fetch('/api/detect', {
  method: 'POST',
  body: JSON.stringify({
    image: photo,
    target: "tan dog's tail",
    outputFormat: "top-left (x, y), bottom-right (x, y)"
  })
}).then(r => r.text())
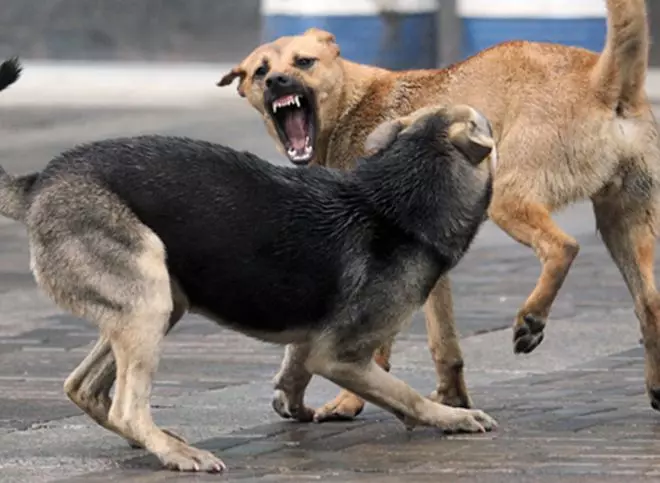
top-left (592, 0), bottom-right (649, 113)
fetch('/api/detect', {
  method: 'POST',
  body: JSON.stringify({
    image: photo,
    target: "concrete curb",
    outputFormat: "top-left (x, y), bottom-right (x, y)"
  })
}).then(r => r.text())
top-left (3, 61), bottom-right (660, 108)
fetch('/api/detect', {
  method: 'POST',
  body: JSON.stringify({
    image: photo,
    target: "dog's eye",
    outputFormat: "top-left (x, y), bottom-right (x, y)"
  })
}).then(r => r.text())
top-left (254, 65), bottom-right (269, 79)
top-left (294, 57), bottom-right (316, 69)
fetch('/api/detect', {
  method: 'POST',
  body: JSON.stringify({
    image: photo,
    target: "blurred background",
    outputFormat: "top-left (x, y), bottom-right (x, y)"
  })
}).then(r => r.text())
top-left (0, 0), bottom-right (659, 67)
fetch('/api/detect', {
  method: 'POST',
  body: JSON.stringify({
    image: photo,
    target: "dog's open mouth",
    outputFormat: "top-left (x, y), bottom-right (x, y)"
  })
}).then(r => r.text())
top-left (269, 93), bottom-right (316, 165)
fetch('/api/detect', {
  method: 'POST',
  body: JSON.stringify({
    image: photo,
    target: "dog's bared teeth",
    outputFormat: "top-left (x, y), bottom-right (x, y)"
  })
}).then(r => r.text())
top-left (294, 96), bottom-right (301, 108)
top-left (273, 103), bottom-right (278, 113)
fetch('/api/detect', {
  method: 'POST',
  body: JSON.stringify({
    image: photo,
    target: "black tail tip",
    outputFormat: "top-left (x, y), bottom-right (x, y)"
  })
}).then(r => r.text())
top-left (0, 56), bottom-right (22, 92)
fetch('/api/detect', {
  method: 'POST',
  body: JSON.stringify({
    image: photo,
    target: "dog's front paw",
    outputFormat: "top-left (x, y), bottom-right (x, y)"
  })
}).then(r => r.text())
top-left (442, 407), bottom-right (498, 434)
top-left (513, 313), bottom-right (546, 354)
top-left (157, 440), bottom-right (225, 473)
top-left (272, 389), bottom-right (314, 422)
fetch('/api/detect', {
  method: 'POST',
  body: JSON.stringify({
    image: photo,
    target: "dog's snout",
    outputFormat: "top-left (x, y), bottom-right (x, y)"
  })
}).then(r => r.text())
top-left (265, 73), bottom-right (293, 89)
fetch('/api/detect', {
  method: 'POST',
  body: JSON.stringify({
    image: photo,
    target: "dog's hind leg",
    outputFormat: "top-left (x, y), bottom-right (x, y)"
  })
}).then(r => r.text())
top-left (101, 234), bottom-right (222, 472)
top-left (64, 282), bottom-right (189, 449)
top-left (271, 343), bottom-right (315, 422)
top-left (29, 186), bottom-right (223, 472)
top-left (307, 352), bottom-right (497, 433)
top-left (64, 335), bottom-right (118, 432)
top-left (312, 337), bottom-right (394, 422)
top-left (424, 275), bottom-right (472, 408)
top-left (592, 177), bottom-right (660, 411)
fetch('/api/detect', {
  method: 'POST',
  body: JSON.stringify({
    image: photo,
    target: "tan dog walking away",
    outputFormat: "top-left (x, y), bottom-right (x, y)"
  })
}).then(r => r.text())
top-left (219, 0), bottom-right (660, 422)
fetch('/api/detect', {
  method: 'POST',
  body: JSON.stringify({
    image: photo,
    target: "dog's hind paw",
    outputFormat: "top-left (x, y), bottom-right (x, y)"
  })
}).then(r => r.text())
top-left (272, 389), bottom-right (314, 422)
top-left (513, 313), bottom-right (546, 354)
top-left (313, 391), bottom-right (365, 422)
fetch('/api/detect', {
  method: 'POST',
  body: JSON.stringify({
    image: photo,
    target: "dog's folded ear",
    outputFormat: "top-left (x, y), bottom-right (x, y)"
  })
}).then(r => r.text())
top-left (304, 28), bottom-right (341, 57)
top-left (364, 119), bottom-right (405, 154)
top-left (217, 66), bottom-right (247, 97)
top-left (446, 105), bottom-right (495, 166)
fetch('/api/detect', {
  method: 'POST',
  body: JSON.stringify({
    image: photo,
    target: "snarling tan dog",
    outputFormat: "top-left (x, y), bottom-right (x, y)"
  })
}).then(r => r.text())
top-left (219, 0), bottom-right (660, 422)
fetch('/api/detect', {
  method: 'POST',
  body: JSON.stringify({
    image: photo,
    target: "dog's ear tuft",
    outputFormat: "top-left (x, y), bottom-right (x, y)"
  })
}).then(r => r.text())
top-left (364, 119), bottom-right (405, 153)
top-left (217, 66), bottom-right (247, 97)
top-left (304, 28), bottom-right (340, 57)
top-left (446, 105), bottom-right (494, 166)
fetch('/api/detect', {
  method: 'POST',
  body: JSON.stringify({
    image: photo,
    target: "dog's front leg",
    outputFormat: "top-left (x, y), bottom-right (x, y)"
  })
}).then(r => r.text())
top-left (423, 275), bottom-right (473, 408)
top-left (271, 343), bottom-right (314, 422)
top-left (310, 356), bottom-right (497, 434)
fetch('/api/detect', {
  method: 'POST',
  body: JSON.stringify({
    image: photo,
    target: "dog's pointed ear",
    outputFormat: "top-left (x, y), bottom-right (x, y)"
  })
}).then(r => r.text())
top-left (446, 105), bottom-right (495, 166)
top-left (304, 28), bottom-right (340, 57)
top-left (217, 66), bottom-right (247, 97)
top-left (364, 119), bottom-right (405, 153)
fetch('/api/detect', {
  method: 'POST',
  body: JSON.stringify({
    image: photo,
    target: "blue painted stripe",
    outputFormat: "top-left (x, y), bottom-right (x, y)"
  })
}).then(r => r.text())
top-left (461, 18), bottom-right (607, 59)
top-left (262, 14), bottom-right (437, 70)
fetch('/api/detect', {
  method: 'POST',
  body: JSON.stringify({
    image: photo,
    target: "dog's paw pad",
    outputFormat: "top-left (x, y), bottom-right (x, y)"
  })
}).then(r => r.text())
top-left (513, 314), bottom-right (546, 354)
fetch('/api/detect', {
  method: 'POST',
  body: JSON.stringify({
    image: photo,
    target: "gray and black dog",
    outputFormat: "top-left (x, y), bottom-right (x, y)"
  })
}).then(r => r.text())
top-left (0, 59), bottom-right (498, 473)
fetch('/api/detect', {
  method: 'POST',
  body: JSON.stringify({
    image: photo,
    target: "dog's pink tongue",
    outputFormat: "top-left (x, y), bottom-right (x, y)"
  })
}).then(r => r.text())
top-left (284, 110), bottom-right (307, 151)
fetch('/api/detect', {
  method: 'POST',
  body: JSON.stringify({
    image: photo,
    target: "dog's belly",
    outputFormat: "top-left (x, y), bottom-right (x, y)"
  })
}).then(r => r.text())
top-left (190, 305), bottom-right (315, 344)
top-left (171, 257), bottom-right (342, 335)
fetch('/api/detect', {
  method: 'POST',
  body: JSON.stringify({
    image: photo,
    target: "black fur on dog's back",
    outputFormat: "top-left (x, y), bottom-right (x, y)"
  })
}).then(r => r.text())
top-left (3, 111), bottom-right (493, 336)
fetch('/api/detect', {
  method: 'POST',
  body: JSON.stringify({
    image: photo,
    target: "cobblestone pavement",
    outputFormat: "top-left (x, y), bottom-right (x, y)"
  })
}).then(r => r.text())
top-left (1, 102), bottom-right (660, 482)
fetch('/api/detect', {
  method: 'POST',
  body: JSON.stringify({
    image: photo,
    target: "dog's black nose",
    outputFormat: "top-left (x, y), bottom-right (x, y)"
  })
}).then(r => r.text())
top-left (265, 73), bottom-right (293, 89)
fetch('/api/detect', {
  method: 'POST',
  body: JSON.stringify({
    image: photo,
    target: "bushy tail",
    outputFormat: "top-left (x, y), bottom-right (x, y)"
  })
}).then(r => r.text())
top-left (0, 57), bottom-right (36, 222)
top-left (591, 0), bottom-right (649, 113)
